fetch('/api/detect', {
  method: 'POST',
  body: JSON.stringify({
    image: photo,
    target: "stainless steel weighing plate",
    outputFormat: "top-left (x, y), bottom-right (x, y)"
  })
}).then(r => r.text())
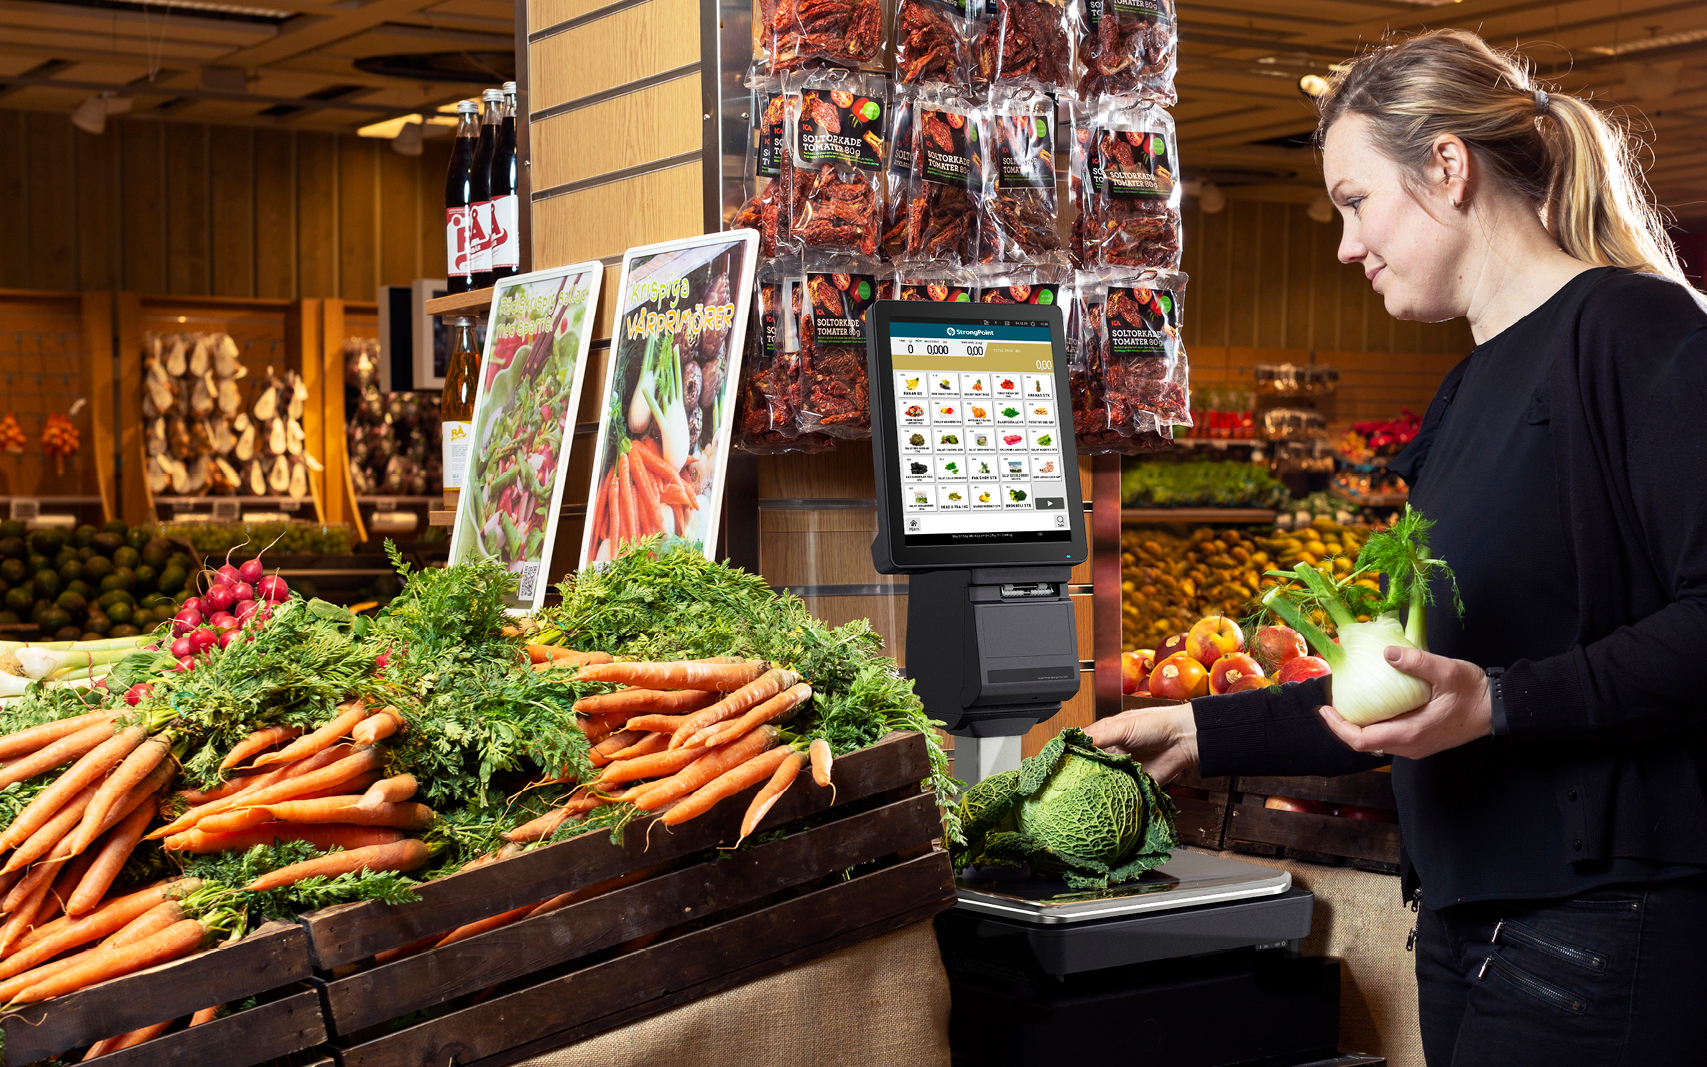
top-left (953, 848), bottom-right (1292, 924)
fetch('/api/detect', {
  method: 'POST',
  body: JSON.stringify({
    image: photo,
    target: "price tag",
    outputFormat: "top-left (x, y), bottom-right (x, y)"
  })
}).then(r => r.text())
top-left (8, 499), bottom-right (39, 522)
top-left (373, 498), bottom-right (398, 512)
top-left (212, 499), bottom-right (240, 522)
top-left (370, 511), bottom-right (418, 533)
top-left (278, 499), bottom-right (301, 513)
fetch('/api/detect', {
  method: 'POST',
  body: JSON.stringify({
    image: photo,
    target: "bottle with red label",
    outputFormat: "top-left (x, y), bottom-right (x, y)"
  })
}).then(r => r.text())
top-left (470, 88), bottom-right (503, 290)
top-left (487, 81), bottom-right (520, 285)
top-left (444, 100), bottom-right (480, 294)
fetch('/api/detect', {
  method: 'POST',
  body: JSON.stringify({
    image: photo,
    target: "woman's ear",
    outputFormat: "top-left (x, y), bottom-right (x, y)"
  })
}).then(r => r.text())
top-left (1433, 134), bottom-right (1472, 210)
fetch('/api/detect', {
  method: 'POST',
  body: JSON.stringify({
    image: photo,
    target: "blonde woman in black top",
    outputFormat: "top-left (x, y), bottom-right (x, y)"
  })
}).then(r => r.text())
top-left (1089, 29), bottom-right (1707, 1066)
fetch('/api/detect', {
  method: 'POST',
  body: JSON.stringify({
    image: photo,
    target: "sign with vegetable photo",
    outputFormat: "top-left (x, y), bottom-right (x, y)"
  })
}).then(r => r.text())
top-left (579, 230), bottom-right (759, 569)
top-left (447, 260), bottom-right (603, 612)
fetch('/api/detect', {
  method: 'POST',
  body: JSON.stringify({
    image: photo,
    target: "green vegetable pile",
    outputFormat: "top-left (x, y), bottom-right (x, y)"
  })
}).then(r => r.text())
top-left (1121, 459), bottom-right (1287, 510)
top-left (952, 728), bottom-right (1176, 889)
top-left (160, 521), bottom-right (354, 557)
top-left (0, 520), bottom-right (193, 638)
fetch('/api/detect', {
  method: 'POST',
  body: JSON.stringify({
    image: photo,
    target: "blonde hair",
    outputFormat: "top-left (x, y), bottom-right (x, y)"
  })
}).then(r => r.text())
top-left (1316, 29), bottom-right (1691, 289)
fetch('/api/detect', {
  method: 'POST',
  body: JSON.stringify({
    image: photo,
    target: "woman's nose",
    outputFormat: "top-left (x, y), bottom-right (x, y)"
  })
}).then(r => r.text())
top-left (1338, 225), bottom-right (1365, 265)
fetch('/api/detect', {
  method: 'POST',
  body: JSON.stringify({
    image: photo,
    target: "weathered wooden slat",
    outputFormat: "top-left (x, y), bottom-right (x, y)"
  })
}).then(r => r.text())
top-left (76, 988), bottom-right (326, 1067)
top-left (1171, 792), bottom-right (1232, 850)
top-left (336, 850), bottom-right (957, 1067)
top-left (1, 922), bottom-right (313, 1066)
top-left (1235, 771), bottom-right (1396, 810)
top-left (1226, 801), bottom-right (1402, 866)
top-left (324, 790), bottom-right (941, 1033)
top-left (301, 730), bottom-right (930, 969)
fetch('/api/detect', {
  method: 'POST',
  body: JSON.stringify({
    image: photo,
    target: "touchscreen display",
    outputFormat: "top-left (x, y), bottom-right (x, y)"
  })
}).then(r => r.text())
top-left (888, 320), bottom-right (1071, 547)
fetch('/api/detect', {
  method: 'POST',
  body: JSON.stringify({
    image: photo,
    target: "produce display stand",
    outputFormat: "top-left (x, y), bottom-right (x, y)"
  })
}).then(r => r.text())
top-left (294, 731), bottom-right (951, 1066)
top-left (1225, 772), bottom-right (1401, 874)
top-left (318, 300), bottom-right (378, 536)
top-left (1121, 508), bottom-right (1278, 524)
top-left (0, 289), bottom-right (118, 523)
top-left (0, 921), bottom-right (322, 1067)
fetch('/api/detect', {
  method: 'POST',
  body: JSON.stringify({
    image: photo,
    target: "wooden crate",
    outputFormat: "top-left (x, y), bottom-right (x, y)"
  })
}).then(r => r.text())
top-left (1225, 771), bottom-right (1401, 874)
top-left (1165, 769), bottom-right (1232, 850)
top-left (296, 731), bottom-right (952, 1066)
top-left (1, 921), bottom-right (321, 1066)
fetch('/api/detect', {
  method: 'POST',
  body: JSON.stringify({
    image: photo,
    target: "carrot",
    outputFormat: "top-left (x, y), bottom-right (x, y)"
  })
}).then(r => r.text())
top-left (572, 659), bottom-right (769, 692)
top-left (0, 864), bottom-right (60, 955)
top-left (609, 732), bottom-right (670, 761)
top-left (147, 745), bottom-right (378, 840)
top-left (0, 897), bottom-right (186, 1004)
top-left (165, 823), bottom-right (406, 855)
top-left (199, 771), bottom-right (380, 828)
top-left (696, 682), bottom-right (813, 749)
top-left (739, 750), bottom-right (806, 841)
top-left (175, 777), bottom-right (254, 806)
top-left (4, 780), bottom-right (103, 875)
top-left (632, 726), bottom-right (782, 813)
top-left (499, 807), bottom-right (573, 844)
top-left (659, 482), bottom-right (694, 508)
top-left (66, 799), bottom-right (157, 917)
top-left (219, 725), bottom-right (303, 771)
top-left (97, 1018), bottom-right (176, 1055)
top-left (253, 702), bottom-right (371, 767)
top-left (67, 735), bottom-right (170, 856)
top-left (181, 806), bottom-right (272, 835)
top-left (593, 744), bottom-right (705, 788)
top-left (622, 713), bottom-right (692, 733)
top-left (6, 879), bottom-right (197, 966)
top-left (190, 1005), bottom-right (222, 1026)
top-left (0, 724), bottom-right (145, 850)
top-left (351, 707), bottom-right (404, 745)
top-left (619, 453), bottom-right (641, 542)
top-left (590, 470), bottom-right (611, 546)
top-left (593, 730), bottom-right (642, 758)
top-left (242, 839), bottom-right (430, 892)
top-left (432, 902), bottom-right (536, 949)
top-left (573, 688), bottom-right (721, 718)
top-left (632, 440), bottom-right (696, 508)
top-left (668, 669), bottom-right (800, 748)
top-left (237, 798), bottom-right (435, 832)
top-left (604, 465), bottom-right (622, 549)
top-left (357, 774), bottom-right (418, 811)
top-left (532, 650), bottom-right (615, 672)
top-left (0, 720), bottom-right (124, 794)
top-left (631, 448), bottom-right (662, 533)
top-left (13, 918), bottom-right (210, 1004)
top-left (663, 746), bottom-right (795, 827)
top-left (0, 710), bottom-right (115, 761)
top-left (809, 737), bottom-right (835, 796)
top-left (45, 842), bottom-right (99, 917)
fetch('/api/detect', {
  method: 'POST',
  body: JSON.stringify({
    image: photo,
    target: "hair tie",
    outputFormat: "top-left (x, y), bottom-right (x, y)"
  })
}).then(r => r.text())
top-left (1534, 89), bottom-right (1550, 116)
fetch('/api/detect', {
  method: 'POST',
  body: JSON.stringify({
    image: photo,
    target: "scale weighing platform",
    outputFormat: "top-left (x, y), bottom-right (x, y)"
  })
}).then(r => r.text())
top-left (937, 851), bottom-right (1356, 1067)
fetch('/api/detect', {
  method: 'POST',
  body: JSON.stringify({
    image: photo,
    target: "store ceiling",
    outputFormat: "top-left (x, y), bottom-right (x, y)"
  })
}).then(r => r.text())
top-left (1174, 0), bottom-right (1707, 217)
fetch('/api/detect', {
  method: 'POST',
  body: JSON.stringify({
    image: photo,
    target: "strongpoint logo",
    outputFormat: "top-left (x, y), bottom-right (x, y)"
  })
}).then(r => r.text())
top-left (946, 327), bottom-right (955, 336)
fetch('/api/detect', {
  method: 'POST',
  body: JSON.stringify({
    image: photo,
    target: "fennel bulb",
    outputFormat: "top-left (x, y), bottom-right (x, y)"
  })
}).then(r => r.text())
top-left (1327, 614), bottom-right (1433, 725)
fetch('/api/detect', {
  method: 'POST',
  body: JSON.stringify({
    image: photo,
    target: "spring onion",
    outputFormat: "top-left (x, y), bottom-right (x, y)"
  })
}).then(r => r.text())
top-left (1259, 506), bottom-right (1461, 726)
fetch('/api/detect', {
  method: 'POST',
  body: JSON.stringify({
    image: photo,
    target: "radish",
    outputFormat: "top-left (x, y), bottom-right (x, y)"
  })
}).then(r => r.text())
top-left (173, 657), bottom-right (196, 673)
top-left (235, 599), bottom-right (268, 623)
top-left (188, 628), bottom-right (217, 654)
top-left (238, 558), bottom-right (265, 585)
top-left (231, 581), bottom-right (255, 603)
top-left (170, 637), bottom-right (195, 659)
top-left (204, 585), bottom-right (236, 613)
top-left (181, 597), bottom-right (206, 618)
top-left (216, 564), bottom-right (242, 586)
top-left (256, 576), bottom-right (290, 603)
top-left (172, 609), bottom-right (204, 637)
top-left (217, 631), bottom-right (238, 650)
top-left (124, 683), bottom-right (153, 706)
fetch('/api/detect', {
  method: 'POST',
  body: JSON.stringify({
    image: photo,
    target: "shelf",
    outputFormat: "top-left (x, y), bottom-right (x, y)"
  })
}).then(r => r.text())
top-left (1328, 486), bottom-right (1408, 508)
top-left (423, 288), bottom-right (494, 317)
top-left (1171, 438), bottom-right (1262, 449)
top-left (355, 496), bottom-right (440, 505)
top-left (1121, 508), bottom-right (1277, 524)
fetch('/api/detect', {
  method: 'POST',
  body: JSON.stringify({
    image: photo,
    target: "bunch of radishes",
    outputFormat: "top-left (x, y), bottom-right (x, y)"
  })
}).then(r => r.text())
top-left (162, 554), bottom-right (290, 674)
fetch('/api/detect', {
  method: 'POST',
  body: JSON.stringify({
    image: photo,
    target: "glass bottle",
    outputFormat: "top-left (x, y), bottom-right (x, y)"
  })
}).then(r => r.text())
top-left (441, 316), bottom-right (481, 507)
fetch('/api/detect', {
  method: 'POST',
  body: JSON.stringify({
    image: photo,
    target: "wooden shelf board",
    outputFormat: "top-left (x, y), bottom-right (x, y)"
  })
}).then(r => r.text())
top-left (1120, 508), bottom-right (1276, 524)
top-left (423, 288), bottom-right (494, 317)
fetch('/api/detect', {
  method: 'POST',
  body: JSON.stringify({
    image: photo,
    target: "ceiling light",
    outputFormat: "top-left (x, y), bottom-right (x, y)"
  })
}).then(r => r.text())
top-left (1307, 192), bottom-right (1335, 224)
top-left (1590, 26), bottom-right (1707, 57)
top-left (1200, 183), bottom-right (1227, 215)
top-left (71, 93), bottom-right (130, 135)
top-left (1299, 74), bottom-right (1330, 97)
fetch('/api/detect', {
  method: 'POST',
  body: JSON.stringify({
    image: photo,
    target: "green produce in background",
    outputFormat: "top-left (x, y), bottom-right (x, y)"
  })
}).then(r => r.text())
top-left (1121, 459), bottom-right (1288, 510)
top-left (160, 521), bottom-right (353, 557)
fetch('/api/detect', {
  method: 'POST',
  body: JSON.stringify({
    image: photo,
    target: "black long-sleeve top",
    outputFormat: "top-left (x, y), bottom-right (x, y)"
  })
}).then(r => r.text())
top-left (1193, 268), bottom-right (1707, 905)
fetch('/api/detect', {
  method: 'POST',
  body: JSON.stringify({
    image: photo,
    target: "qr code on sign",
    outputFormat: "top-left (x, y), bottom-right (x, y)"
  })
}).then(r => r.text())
top-left (517, 561), bottom-right (542, 601)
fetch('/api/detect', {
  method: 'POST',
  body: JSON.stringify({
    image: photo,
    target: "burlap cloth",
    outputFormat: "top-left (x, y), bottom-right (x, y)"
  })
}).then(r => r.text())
top-left (512, 921), bottom-right (952, 1067)
top-left (1211, 851), bottom-right (1423, 1067)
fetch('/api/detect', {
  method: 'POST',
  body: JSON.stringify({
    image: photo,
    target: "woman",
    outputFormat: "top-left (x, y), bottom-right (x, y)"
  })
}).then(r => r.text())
top-left (1087, 29), bottom-right (1707, 1066)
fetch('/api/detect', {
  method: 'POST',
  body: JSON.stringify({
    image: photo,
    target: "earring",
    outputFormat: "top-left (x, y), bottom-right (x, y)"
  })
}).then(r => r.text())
top-left (1450, 198), bottom-right (1460, 208)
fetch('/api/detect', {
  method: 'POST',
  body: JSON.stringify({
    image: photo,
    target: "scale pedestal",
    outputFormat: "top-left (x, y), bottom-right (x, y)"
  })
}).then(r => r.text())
top-left (937, 850), bottom-right (1364, 1067)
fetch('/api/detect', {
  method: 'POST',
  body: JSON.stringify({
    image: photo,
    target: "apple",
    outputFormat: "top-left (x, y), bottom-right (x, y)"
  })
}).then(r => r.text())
top-left (1149, 652), bottom-right (1209, 701)
top-left (1122, 649), bottom-right (1156, 695)
top-left (1158, 632), bottom-right (1190, 661)
top-left (1209, 653), bottom-right (1264, 695)
top-left (1339, 804), bottom-right (1399, 823)
top-left (1276, 655), bottom-right (1333, 685)
top-left (1264, 795), bottom-right (1325, 815)
top-left (1186, 616), bottom-right (1244, 667)
top-left (1134, 675), bottom-right (1151, 696)
top-left (1252, 625), bottom-right (1309, 672)
top-left (1166, 785), bottom-right (1209, 802)
top-left (1225, 673), bottom-right (1279, 693)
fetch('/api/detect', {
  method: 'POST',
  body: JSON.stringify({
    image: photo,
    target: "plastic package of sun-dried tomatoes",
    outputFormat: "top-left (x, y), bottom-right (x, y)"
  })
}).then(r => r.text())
top-left (1077, 0), bottom-right (1178, 103)
top-left (731, 75), bottom-right (810, 257)
top-left (1067, 270), bottom-right (1177, 453)
top-left (735, 258), bottom-right (834, 454)
top-left (902, 85), bottom-right (987, 265)
top-left (759, 0), bottom-right (885, 72)
top-left (975, 257), bottom-right (1071, 306)
top-left (1086, 266), bottom-right (1191, 439)
top-left (880, 86), bottom-right (917, 262)
top-left (784, 68), bottom-right (888, 257)
top-left (895, 0), bottom-right (976, 87)
top-left (793, 250), bottom-right (891, 438)
top-left (980, 84), bottom-right (1064, 266)
top-left (895, 260), bottom-right (979, 301)
top-left (973, 0), bottom-right (1077, 91)
top-left (1065, 98), bottom-right (1096, 269)
top-left (1088, 94), bottom-right (1181, 269)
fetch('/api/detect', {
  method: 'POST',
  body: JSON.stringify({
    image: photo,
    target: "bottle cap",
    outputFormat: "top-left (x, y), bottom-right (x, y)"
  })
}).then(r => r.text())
top-left (457, 100), bottom-right (478, 113)
top-left (483, 88), bottom-right (504, 101)
top-left (502, 81), bottom-right (517, 94)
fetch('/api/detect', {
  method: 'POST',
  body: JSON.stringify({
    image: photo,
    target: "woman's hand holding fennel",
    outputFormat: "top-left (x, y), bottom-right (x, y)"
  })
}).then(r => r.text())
top-left (1083, 703), bottom-right (1199, 783)
top-left (1319, 646), bottom-right (1493, 759)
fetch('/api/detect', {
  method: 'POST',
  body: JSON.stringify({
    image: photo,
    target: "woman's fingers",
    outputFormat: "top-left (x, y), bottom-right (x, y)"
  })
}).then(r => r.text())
top-left (1083, 704), bottom-right (1199, 782)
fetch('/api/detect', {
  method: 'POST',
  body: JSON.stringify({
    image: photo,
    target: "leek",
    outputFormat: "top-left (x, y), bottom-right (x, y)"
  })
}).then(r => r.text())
top-left (1259, 506), bottom-right (1461, 726)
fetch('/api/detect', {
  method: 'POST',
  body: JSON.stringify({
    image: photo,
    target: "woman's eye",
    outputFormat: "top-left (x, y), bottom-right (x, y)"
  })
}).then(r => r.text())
top-left (1344, 197), bottom-right (1364, 215)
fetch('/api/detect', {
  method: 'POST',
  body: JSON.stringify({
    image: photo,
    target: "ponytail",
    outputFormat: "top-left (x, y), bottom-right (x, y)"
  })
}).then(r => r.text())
top-left (1316, 29), bottom-right (1694, 291)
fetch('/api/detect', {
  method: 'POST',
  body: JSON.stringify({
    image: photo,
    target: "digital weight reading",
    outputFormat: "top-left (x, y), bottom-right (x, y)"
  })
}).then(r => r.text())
top-left (889, 320), bottom-right (1072, 546)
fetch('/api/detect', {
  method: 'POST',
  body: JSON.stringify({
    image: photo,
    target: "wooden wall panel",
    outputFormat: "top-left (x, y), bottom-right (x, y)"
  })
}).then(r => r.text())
top-left (26, 113), bottom-right (77, 292)
top-left (0, 113), bottom-right (25, 291)
top-left (297, 133), bottom-right (338, 298)
top-left (339, 138), bottom-right (378, 301)
top-left (378, 146), bottom-right (422, 289)
top-left (529, 0), bottom-right (699, 111)
top-left (254, 128), bottom-right (297, 299)
top-left (529, 74), bottom-right (701, 191)
top-left (119, 121), bottom-right (167, 294)
top-left (211, 127), bottom-right (255, 298)
top-left (528, 0), bottom-right (614, 34)
top-left (75, 128), bottom-right (121, 292)
top-left (530, 162), bottom-right (702, 269)
top-left (165, 123), bottom-right (211, 295)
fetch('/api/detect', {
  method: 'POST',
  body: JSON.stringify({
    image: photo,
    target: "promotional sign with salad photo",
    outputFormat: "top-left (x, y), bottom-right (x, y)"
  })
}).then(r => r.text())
top-left (448, 260), bottom-right (603, 611)
top-left (579, 230), bottom-right (760, 568)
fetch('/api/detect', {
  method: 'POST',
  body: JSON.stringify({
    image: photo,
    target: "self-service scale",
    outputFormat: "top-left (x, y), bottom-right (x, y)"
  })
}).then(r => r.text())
top-left (866, 303), bottom-right (1352, 1067)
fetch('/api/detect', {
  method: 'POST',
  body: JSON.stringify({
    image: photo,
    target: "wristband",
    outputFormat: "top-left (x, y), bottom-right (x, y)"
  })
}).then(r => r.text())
top-left (1486, 666), bottom-right (1508, 736)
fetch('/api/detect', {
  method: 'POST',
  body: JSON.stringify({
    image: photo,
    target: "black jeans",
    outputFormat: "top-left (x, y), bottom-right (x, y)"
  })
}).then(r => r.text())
top-left (1415, 874), bottom-right (1707, 1066)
